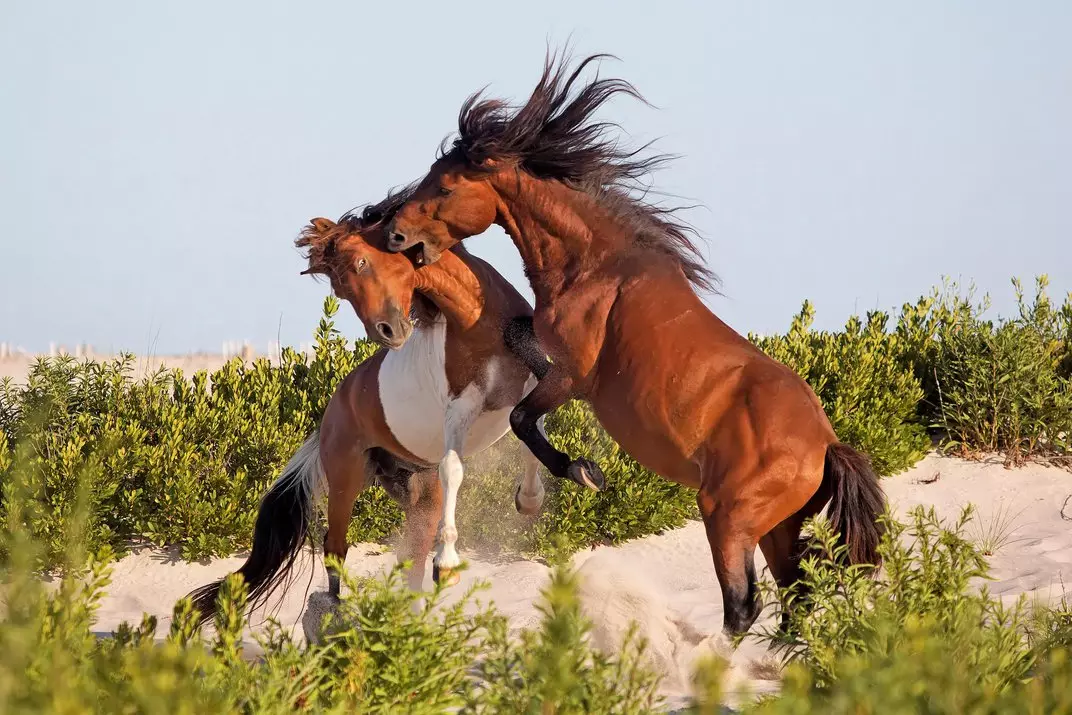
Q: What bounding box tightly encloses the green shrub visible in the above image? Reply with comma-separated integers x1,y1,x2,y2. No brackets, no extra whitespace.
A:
921,276,1072,465
737,625,1072,714
0,296,400,567
3,275,1069,572
680,504,1072,714
750,302,930,475
687,504,1072,713
0,299,699,568
754,506,1044,688
5,412,1072,713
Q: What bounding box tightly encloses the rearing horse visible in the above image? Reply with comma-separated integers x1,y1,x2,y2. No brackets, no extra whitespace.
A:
383,52,887,636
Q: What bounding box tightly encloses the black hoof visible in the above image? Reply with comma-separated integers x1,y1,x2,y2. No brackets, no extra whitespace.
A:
723,599,762,639
567,457,605,491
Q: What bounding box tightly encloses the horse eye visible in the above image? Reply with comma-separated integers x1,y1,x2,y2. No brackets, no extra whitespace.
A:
356,257,367,271
439,186,453,197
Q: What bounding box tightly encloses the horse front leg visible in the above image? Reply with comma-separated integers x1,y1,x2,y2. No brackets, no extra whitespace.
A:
432,398,479,586
507,366,605,491
503,316,604,492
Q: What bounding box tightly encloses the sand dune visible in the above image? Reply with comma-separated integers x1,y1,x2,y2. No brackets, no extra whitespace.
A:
79,452,1070,710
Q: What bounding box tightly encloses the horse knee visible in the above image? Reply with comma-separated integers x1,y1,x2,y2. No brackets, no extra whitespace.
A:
509,406,527,434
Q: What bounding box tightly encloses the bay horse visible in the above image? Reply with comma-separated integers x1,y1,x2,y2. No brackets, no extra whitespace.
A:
382,51,887,636
186,190,587,625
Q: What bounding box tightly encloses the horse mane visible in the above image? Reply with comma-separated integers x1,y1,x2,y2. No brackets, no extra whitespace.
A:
295,183,442,326
443,48,719,294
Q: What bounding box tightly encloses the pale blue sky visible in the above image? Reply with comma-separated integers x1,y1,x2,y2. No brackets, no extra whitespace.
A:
2,2,1069,353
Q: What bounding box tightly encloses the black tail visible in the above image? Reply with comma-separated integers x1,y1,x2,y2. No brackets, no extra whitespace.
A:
186,431,324,628
823,442,886,567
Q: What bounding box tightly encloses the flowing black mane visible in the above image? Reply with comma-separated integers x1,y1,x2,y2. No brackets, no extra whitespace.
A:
442,49,719,294
339,182,419,231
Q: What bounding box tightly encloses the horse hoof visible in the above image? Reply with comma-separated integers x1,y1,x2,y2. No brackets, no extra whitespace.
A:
567,458,605,491
432,563,461,587
514,484,543,516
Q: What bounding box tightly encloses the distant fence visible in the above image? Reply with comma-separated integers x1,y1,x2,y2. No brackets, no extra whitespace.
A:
0,341,318,362
221,341,316,359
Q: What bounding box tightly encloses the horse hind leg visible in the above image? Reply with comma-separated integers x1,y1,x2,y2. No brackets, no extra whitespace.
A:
699,456,819,638
758,476,831,630
322,449,371,599
699,498,763,638
514,415,547,516
398,469,442,596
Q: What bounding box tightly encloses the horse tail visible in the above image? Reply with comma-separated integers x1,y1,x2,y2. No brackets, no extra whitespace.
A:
822,442,886,567
186,430,326,628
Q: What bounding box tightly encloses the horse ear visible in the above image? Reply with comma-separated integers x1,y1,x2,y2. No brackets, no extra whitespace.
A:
311,217,336,232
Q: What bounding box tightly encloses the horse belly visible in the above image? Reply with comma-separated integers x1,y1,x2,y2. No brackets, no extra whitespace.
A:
590,386,702,488
461,406,513,456
590,318,711,487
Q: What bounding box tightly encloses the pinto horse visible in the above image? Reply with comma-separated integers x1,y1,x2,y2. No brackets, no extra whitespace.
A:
382,52,887,636
186,192,582,625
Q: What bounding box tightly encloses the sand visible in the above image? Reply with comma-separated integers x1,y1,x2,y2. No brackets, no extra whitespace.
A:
75,452,1071,711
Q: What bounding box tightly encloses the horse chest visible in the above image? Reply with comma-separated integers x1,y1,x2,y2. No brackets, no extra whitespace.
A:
376,321,513,464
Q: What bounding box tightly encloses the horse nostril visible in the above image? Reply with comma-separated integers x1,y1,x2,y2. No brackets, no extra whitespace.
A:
388,231,405,247
377,322,394,340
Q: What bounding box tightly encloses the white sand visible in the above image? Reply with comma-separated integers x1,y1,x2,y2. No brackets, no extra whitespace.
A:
79,452,1070,711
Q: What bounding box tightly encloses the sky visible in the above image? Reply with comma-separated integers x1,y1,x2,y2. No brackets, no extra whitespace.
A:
2,1,1069,354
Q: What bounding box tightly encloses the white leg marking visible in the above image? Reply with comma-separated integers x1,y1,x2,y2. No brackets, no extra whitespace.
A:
434,388,482,576
436,449,465,571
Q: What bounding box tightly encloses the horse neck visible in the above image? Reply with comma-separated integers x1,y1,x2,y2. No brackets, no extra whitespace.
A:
488,171,619,304
413,248,486,331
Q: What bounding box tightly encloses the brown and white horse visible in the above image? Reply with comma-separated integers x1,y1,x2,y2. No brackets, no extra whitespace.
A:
382,52,888,636
186,193,592,625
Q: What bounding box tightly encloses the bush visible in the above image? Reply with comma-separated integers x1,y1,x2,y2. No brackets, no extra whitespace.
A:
0,295,696,569
921,276,1072,465
749,303,930,475
4,413,1071,713
2,275,1069,571
752,274,1072,473
0,296,395,567
738,625,1072,714
684,505,1072,714
0,443,664,713
753,506,1047,688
